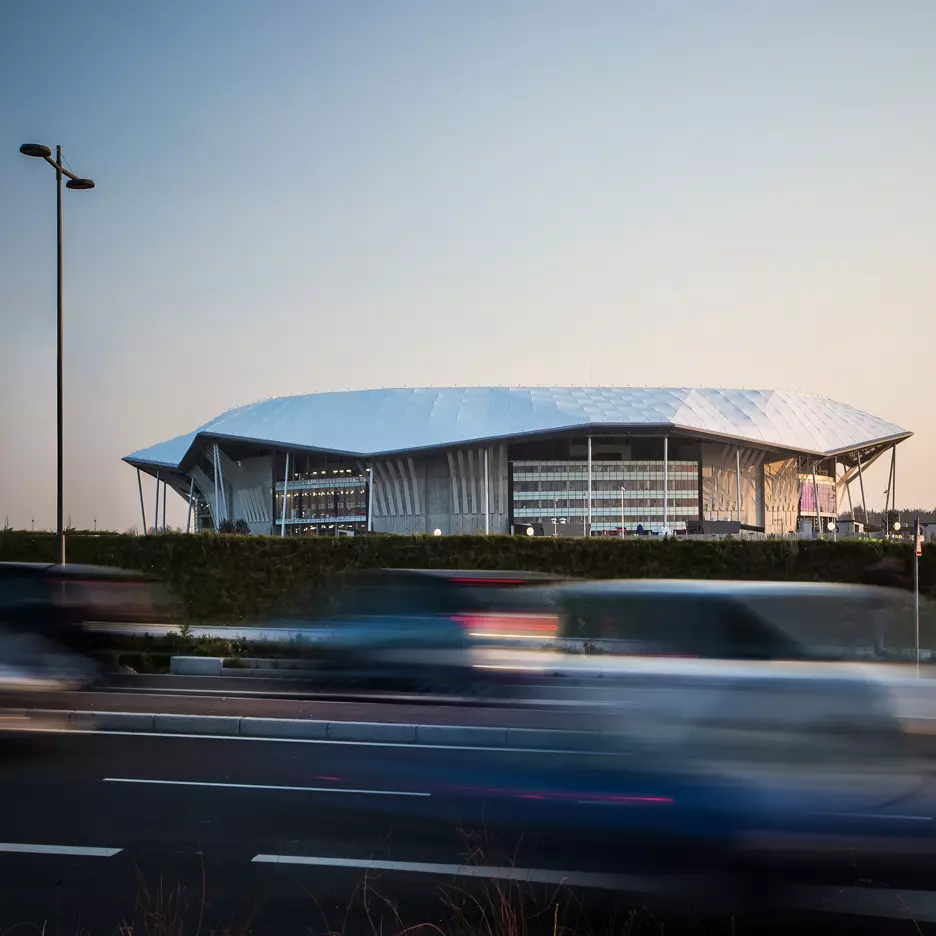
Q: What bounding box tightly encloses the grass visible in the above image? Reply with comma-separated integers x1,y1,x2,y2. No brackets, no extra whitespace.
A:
105,630,320,674
1,853,926,936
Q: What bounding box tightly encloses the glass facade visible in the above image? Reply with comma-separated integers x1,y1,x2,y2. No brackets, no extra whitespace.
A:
274,469,368,536
511,459,700,533
798,474,836,516
194,496,212,532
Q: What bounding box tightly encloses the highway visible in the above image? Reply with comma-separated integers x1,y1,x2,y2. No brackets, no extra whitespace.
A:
4,662,936,933
0,729,707,934
1,711,936,933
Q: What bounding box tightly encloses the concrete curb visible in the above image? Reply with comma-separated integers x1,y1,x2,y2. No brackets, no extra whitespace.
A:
2,707,619,751
170,657,224,676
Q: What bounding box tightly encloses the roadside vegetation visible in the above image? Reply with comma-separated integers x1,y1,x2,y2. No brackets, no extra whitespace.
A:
0,531,931,626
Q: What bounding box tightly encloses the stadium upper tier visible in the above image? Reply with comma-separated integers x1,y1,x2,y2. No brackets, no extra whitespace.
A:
125,387,910,470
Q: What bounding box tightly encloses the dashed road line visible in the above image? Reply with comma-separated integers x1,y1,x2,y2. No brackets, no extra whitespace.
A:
103,777,429,796
0,842,121,857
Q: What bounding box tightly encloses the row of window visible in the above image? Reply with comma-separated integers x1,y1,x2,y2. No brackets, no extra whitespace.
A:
512,460,698,471
513,481,699,494
281,489,365,497
512,468,699,484
275,488,367,522
514,506,701,518
513,491,699,510
589,522,689,532
276,477,366,491
280,521,368,537
278,515,367,524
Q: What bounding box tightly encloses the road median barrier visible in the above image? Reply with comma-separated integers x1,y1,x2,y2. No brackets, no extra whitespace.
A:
170,656,224,676
153,713,241,735
69,710,155,732
326,720,417,743
239,717,329,739
0,706,622,751
415,724,508,746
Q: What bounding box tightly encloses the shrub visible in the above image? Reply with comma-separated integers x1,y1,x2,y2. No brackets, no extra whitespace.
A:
0,531,931,623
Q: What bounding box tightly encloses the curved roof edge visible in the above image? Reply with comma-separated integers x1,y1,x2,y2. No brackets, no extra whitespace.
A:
123,387,912,473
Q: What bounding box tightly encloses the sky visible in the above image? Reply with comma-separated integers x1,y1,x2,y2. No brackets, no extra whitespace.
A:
1,0,934,531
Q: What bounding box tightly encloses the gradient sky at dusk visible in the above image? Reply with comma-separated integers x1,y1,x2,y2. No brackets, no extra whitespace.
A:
2,1,934,530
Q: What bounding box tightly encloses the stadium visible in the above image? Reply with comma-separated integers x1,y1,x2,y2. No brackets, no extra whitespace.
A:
124,387,911,538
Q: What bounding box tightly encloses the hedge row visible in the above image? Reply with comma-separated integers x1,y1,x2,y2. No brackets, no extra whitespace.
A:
1,531,932,623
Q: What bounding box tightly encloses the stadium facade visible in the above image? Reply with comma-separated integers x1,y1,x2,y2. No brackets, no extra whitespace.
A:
124,388,911,538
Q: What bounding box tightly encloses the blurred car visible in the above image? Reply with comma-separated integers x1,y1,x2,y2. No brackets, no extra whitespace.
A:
465,579,925,860
553,579,913,661
281,568,568,687
0,562,174,688
0,627,101,692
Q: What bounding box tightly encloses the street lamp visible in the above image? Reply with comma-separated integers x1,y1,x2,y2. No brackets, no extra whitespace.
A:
551,498,567,537
620,486,626,537
19,143,95,565
550,517,567,537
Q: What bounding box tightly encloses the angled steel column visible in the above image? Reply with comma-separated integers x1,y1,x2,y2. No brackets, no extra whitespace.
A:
136,469,147,535
883,445,896,539
856,451,868,526
280,452,290,538
185,476,195,534
212,445,220,531
215,444,228,521
735,448,742,530
367,464,374,533
812,464,822,536
832,461,838,522
162,480,167,532
891,446,897,518
154,471,160,536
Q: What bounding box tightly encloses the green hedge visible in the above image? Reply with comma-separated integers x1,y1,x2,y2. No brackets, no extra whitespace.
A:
0,532,931,623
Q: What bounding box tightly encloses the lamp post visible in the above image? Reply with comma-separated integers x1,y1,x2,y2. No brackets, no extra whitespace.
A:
620,486,626,537
551,498,567,537
19,143,95,566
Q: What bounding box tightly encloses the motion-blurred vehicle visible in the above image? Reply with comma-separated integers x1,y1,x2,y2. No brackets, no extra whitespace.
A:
0,562,174,690
282,568,567,688
532,580,911,751
553,579,915,661
465,579,927,865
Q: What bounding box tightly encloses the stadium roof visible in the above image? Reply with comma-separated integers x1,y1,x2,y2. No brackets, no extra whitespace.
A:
125,387,911,471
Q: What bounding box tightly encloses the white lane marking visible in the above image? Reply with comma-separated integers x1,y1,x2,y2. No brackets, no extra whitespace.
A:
791,884,936,923
250,854,643,890
52,728,624,756
0,842,121,857
823,812,933,822
103,777,429,797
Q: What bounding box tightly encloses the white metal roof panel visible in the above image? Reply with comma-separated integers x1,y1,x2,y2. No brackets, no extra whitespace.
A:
124,387,910,469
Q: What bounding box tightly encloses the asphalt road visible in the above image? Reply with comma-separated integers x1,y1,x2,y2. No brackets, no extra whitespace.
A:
0,730,682,934
2,729,936,933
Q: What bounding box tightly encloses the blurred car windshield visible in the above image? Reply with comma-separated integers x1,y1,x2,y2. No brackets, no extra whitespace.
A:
557,589,806,660
298,570,567,620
